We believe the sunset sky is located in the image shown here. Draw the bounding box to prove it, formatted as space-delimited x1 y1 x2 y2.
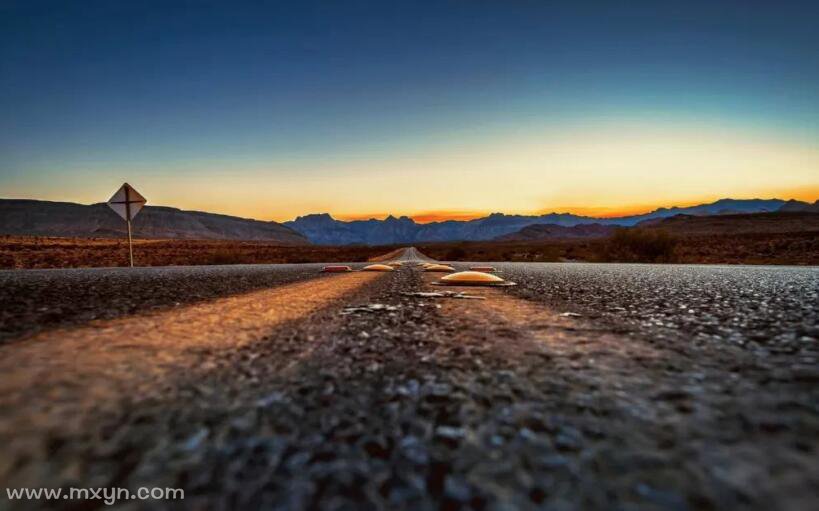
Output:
1 1 817 223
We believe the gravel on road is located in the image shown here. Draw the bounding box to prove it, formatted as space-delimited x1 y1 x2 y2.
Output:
465 262 819 351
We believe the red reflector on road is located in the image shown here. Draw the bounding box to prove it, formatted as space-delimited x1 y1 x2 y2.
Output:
322 265 352 273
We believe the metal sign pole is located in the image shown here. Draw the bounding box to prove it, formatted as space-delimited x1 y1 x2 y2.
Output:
125 186 134 267
127 219 134 267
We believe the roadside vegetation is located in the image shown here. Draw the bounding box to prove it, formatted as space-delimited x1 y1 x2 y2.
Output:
1 229 817 269
600 228 678 263
419 230 818 266
0 236 392 269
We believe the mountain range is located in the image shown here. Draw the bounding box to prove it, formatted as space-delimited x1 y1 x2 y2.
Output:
286 198 813 245
0 199 308 244
2 197 816 245
634 211 819 235
496 223 618 241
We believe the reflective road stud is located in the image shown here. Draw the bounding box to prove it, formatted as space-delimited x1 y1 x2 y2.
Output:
423 264 455 272
437 271 514 287
362 264 395 272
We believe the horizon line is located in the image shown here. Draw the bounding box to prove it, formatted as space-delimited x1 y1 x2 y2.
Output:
2 193 817 225
301 194 817 224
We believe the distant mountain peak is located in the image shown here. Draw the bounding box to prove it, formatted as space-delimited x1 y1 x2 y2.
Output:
284 197 796 245
295 213 335 221
0 199 308 243
778 199 819 213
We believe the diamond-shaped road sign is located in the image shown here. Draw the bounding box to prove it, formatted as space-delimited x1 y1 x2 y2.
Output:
107 183 146 267
107 183 146 221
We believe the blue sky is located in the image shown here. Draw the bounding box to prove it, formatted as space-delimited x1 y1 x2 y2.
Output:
1 0 817 221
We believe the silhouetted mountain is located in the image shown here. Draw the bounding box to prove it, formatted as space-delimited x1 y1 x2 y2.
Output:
286 213 359 245
286 199 790 245
778 199 819 213
636 211 819 235
0 199 309 244
636 198 785 218
4 197 802 245
496 223 617 241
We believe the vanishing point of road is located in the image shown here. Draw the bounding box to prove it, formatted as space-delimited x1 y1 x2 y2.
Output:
0 248 816 510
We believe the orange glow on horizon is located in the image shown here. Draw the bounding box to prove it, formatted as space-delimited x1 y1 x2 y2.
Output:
769 184 819 204
336 211 488 223
537 201 714 219
6 119 819 227
326 187 819 224
535 186 819 219
411 211 488 223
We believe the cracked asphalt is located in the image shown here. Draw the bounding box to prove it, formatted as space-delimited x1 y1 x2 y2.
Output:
0 251 817 510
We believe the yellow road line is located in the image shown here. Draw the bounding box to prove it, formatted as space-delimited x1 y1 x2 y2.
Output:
0 272 382 418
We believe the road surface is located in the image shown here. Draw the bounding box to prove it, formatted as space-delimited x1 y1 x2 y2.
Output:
0 249 816 510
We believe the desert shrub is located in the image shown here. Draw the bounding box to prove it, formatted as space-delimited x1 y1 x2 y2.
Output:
601 228 678 263
444 246 467 261
534 248 562 262
0 252 16 268
204 249 247 265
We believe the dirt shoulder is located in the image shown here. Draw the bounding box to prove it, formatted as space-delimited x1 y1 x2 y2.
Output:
418 230 819 265
0 236 401 269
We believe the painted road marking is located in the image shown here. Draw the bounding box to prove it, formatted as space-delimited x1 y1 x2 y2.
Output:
0 272 384 418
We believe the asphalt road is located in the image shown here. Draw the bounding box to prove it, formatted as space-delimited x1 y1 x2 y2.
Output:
464 261 819 351
0 250 816 510
0 262 371 342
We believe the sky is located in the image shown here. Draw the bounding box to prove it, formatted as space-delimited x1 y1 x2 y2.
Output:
1 0 818 223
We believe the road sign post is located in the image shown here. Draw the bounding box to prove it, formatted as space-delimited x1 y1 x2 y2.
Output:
107 183 146 267
127 214 133 267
